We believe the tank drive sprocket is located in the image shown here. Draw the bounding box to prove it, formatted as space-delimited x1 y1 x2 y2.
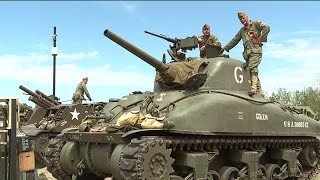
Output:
119 138 175 180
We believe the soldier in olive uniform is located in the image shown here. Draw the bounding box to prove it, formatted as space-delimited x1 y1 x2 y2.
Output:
72 77 92 104
221 12 270 97
198 24 222 58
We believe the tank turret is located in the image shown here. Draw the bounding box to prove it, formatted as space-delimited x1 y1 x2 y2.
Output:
104 29 208 90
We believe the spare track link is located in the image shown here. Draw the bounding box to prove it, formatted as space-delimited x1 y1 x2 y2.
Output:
45 136 72 180
119 136 320 180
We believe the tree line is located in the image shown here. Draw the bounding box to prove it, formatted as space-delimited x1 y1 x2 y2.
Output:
268 87 320 119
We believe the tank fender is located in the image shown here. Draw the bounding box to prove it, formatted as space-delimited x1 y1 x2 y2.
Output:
58 128 78 139
121 129 169 138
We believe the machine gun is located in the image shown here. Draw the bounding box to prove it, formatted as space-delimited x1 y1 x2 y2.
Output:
144 31 198 62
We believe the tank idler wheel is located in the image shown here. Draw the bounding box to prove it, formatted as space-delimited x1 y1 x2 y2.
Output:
207 170 221 180
219 166 241 180
265 164 283 180
258 164 267 180
299 145 319 168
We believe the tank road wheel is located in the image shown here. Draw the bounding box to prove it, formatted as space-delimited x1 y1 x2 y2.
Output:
219 166 240 180
207 170 221 180
45 136 72 180
265 164 283 180
299 145 319 168
258 165 267 180
33 133 50 168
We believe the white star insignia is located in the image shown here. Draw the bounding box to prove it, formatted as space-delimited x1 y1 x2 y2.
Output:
70 108 80 120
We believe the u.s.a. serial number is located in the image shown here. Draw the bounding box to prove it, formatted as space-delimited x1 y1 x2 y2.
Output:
283 121 309 128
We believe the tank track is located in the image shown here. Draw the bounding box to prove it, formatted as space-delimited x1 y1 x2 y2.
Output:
45 136 72 180
32 133 51 168
119 135 320 180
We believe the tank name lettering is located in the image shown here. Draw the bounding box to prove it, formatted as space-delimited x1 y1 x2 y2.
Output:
238 112 244 120
156 93 166 101
67 134 80 140
283 121 309 128
256 113 268 120
234 66 244 84
106 136 114 141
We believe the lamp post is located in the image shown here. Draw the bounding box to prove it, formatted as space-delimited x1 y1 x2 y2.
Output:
52 27 58 98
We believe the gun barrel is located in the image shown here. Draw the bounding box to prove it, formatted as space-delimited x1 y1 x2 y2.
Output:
19 85 55 107
19 85 38 97
28 96 50 109
35 90 59 105
144 31 177 43
104 29 164 70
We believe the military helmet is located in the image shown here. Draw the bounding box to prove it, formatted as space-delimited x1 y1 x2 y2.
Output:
83 77 88 81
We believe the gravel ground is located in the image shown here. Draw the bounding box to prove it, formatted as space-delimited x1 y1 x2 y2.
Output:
36 168 320 180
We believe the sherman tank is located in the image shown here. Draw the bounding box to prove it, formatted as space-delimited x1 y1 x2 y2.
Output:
18 85 107 168
45 29 320 180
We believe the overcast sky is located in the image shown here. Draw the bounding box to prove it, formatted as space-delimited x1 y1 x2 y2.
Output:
1 1 320 106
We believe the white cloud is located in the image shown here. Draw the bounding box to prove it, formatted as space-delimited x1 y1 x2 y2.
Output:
120 1 137 14
0 51 153 89
261 31 320 95
119 1 145 24
264 38 320 60
58 51 99 61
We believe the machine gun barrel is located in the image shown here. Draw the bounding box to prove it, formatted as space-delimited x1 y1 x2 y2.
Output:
35 90 59 105
19 85 55 108
104 29 164 70
144 31 177 44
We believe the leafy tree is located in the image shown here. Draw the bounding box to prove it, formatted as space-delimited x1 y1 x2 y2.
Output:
268 87 320 119
0 103 32 111
20 103 32 112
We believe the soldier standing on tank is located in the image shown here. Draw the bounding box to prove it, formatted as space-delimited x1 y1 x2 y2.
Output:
72 77 92 104
197 24 222 58
221 12 270 97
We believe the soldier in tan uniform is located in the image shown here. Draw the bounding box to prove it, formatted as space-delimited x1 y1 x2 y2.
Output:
198 24 221 58
72 77 92 104
221 12 270 97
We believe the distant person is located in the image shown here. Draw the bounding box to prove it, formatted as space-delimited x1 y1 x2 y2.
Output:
221 12 270 97
197 24 222 58
72 77 92 104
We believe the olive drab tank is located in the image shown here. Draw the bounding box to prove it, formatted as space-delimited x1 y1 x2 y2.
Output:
45 29 320 180
18 85 107 168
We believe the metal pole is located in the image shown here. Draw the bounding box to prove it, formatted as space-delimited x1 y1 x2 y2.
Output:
52 27 58 98
9 99 17 180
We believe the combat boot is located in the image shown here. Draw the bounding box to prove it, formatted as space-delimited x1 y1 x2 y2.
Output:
257 78 265 97
248 75 258 96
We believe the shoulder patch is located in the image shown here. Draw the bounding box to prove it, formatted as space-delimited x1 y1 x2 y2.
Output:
257 20 266 27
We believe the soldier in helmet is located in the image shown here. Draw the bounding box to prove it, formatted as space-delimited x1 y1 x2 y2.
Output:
197 24 222 58
72 77 92 104
221 12 270 97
